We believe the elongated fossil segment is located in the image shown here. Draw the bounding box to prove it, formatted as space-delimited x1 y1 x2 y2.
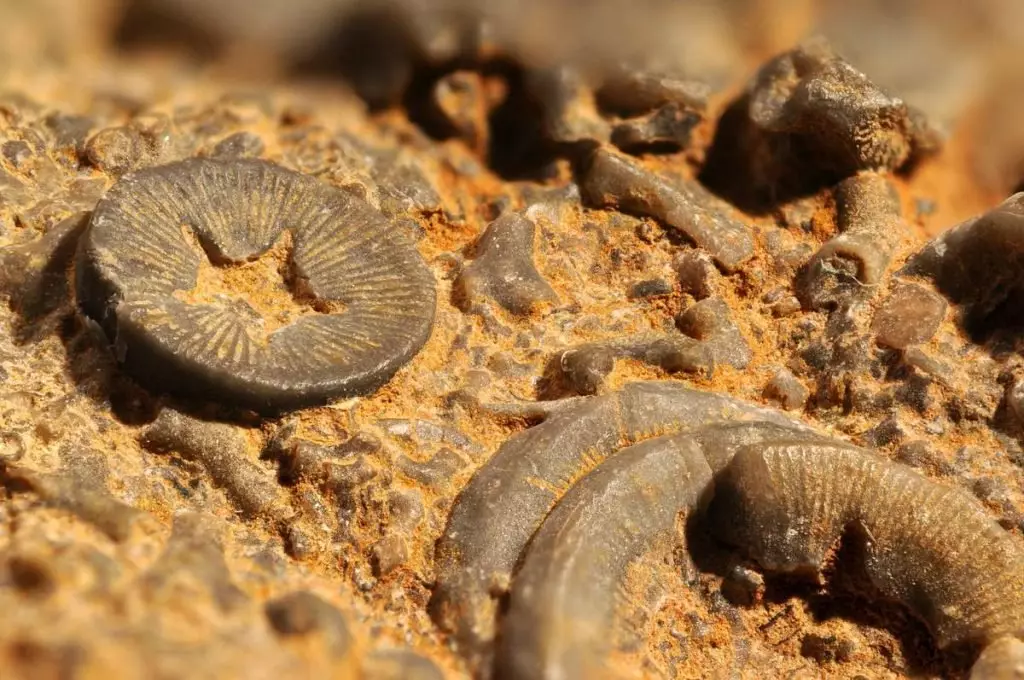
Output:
431 382 808 660
709 441 1024 649
559 334 714 395
76 158 436 413
901 192 1024 335
141 408 285 521
581 147 754 271
497 433 713 680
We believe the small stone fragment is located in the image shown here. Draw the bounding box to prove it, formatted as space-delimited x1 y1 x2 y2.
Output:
396 448 466 492
456 212 558 315
560 344 616 395
211 131 265 159
872 281 947 349
676 297 752 368
1008 378 1024 425
673 249 720 300
581 146 754 271
628 278 673 299
372 535 409 576
85 126 145 174
764 368 810 411
2 140 33 168
801 633 856 663
265 591 352 657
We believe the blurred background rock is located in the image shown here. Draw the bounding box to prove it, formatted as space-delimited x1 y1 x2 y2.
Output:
0 0 1021 195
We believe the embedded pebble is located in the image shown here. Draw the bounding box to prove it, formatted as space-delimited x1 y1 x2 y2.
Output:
85 126 145 174
764 368 810 411
872 281 947 349
211 131 265 159
675 297 752 369
265 591 352 657
674 249 720 300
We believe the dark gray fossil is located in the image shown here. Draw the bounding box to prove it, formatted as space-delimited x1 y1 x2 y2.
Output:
709 440 1024 659
901 191 1024 337
496 433 713 680
580 147 755 271
431 381 809 664
455 211 558 315
798 171 902 310
75 158 436 413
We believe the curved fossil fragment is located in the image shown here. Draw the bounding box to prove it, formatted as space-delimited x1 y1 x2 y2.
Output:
581 147 755 271
558 334 714 395
709 441 1024 651
456 212 558 315
431 382 809 660
901 192 1024 335
496 433 713 680
76 158 436 413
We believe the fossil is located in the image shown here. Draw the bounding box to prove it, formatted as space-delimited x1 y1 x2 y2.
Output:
708 440 1024 663
455 211 559 315
76 158 436 414
580 146 755 271
431 381 808 664
798 171 903 310
497 433 713 680
901 191 1024 337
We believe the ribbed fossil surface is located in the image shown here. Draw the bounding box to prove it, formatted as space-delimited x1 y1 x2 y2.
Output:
76 158 436 413
497 433 713 680
431 382 810 661
710 441 1024 649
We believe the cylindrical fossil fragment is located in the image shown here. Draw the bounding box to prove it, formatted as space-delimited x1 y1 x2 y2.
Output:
799 171 902 309
75 158 436 414
709 441 1024 650
580 147 755 271
497 433 713 680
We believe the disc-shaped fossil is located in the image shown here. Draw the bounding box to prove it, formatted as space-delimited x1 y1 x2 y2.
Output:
76 158 436 413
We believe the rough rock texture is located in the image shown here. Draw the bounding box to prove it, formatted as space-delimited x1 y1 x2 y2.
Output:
1 1 1023 679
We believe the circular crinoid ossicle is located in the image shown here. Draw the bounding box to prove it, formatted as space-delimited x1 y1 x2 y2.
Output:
76 158 437 413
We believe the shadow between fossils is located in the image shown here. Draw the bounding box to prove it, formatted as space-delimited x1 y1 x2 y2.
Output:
684 508 973 678
3 216 256 427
